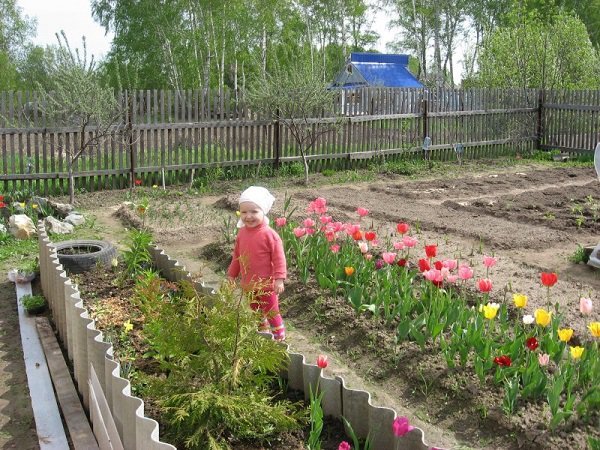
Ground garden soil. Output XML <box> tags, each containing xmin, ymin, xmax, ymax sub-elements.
<box><xmin>4</xmin><ymin>161</ymin><xmax>599</xmax><ymax>449</ymax></box>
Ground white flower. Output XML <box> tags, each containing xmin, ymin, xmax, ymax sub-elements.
<box><xmin>523</xmin><ymin>314</ymin><xmax>534</xmax><ymax>325</ymax></box>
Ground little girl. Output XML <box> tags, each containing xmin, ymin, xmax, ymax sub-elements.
<box><xmin>227</xmin><ymin>186</ymin><xmax>287</xmax><ymax>341</ymax></box>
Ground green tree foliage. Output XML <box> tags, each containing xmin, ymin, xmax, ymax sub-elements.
<box><xmin>246</xmin><ymin>64</ymin><xmax>340</xmax><ymax>185</ymax></box>
<box><xmin>0</xmin><ymin>0</ymin><xmax>36</xmax><ymax>90</ymax></box>
<box><xmin>473</xmin><ymin>11</ymin><xmax>600</xmax><ymax>89</ymax></box>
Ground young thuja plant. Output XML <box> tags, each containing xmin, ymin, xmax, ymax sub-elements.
<box><xmin>142</xmin><ymin>280</ymin><xmax>303</xmax><ymax>449</ymax></box>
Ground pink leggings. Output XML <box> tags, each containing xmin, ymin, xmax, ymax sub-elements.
<box><xmin>250</xmin><ymin>291</ymin><xmax>285</xmax><ymax>340</ymax></box>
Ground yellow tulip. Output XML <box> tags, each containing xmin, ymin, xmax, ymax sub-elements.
<box><xmin>589</xmin><ymin>322</ymin><xmax>600</xmax><ymax>338</ymax></box>
<box><xmin>557</xmin><ymin>328</ymin><xmax>573</xmax><ymax>342</ymax></box>
<box><xmin>513</xmin><ymin>293</ymin><xmax>527</xmax><ymax>308</ymax></box>
<box><xmin>534</xmin><ymin>308</ymin><xmax>552</xmax><ymax>327</ymax></box>
<box><xmin>236</xmin><ymin>210</ymin><xmax>241</xmax><ymax>217</ymax></box>
<box><xmin>344</xmin><ymin>266</ymin><xmax>355</xmax><ymax>276</ymax></box>
<box><xmin>482</xmin><ymin>303</ymin><xmax>500</xmax><ymax>320</ymax></box>
<box><xmin>569</xmin><ymin>346</ymin><xmax>584</xmax><ymax>359</ymax></box>
<box><xmin>123</xmin><ymin>320</ymin><xmax>134</xmax><ymax>333</ymax></box>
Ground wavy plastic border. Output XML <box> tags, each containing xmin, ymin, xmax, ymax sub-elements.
<box><xmin>39</xmin><ymin>227</ymin><xmax>441</xmax><ymax>450</ymax></box>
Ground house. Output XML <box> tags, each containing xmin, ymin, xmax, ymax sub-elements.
<box><xmin>330</xmin><ymin>52</ymin><xmax>423</xmax><ymax>89</ymax></box>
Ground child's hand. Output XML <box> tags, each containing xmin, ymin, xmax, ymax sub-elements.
<box><xmin>274</xmin><ymin>278</ymin><xmax>285</xmax><ymax>294</ymax></box>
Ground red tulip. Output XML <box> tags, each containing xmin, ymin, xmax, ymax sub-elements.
<box><xmin>433</xmin><ymin>260</ymin><xmax>443</xmax><ymax>270</ymax></box>
<box><xmin>364</xmin><ymin>231</ymin><xmax>377</xmax><ymax>241</ymax></box>
<box><xmin>396</xmin><ymin>222</ymin><xmax>410</xmax><ymax>234</ymax></box>
<box><xmin>418</xmin><ymin>258</ymin><xmax>430</xmax><ymax>272</ymax></box>
<box><xmin>540</xmin><ymin>272</ymin><xmax>558</xmax><ymax>287</ymax></box>
<box><xmin>526</xmin><ymin>337</ymin><xmax>539</xmax><ymax>351</ymax></box>
<box><xmin>352</xmin><ymin>230</ymin><xmax>363</xmax><ymax>241</ymax></box>
<box><xmin>477</xmin><ymin>278</ymin><xmax>493</xmax><ymax>293</ymax></box>
<box><xmin>0</xmin><ymin>201</ymin><xmax>6</xmax><ymax>208</ymax></box>
<box><xmin>134</xmin><ymin>178</ymin><xmax>142</xmax><ymax>186</ymax></box>
<box><xmin>316</xmin><ymin>355</ymin><xmax>328</xmax><ymax>369</ymax></box>
<box><xmin>397</xmin><ymin>258</ymin><xmax>407</xmax><ymax>267</ymax></box>
<box><xmin>493</xmin><ymin>355</ymin><xmax>511</xmax><ymax>367</ymax></box>
<box><xmin>425</xmin><ymin>244</ymin><xmax>437</xmax><ymax>258</ymax></box>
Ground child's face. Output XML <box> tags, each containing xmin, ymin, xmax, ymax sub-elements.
<box><xmin>239</xmin><ymin>201</ymin><xmax>264</xmax><ymax>228</ymax></box>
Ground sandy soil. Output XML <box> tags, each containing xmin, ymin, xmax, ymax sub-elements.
<box><xmin>56</xmin><ymin>161</ymin><xmax>600</xmax><ymax>449</ymax></box>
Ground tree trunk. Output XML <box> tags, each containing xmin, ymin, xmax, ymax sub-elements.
<box><xmin>68</xmin><ymin>160</ymin><xmax>75</xmax><ymax>205</ymax></box>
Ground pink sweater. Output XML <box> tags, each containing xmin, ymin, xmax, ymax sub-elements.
<box><xmin>227</xmin><ymin>223</ymin><xmax>287</xmax><ymax>291</ymax></box>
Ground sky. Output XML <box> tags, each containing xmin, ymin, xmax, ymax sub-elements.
<box><xmin>17</xmin><ymin>0</ymin><xmax>395</xmax><ymax>60</ymax></box>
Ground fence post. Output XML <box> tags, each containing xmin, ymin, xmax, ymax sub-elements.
<box><xmin>421</xmin><ymin>96</ymin><xmax>429</xmax><ymax>148</ymax></box>
<box><xmin>536</xmin><ymin>89</ymin><xmax>544</xmax><ymax>150</ymax></box>
<box><xmin>127</xmin><ymin>92</ymin><xmax>135</xmax><ymax>187</ymax></box>
<box><xmin>273</xmin><ymin>108</ymin><xmax>280</xmax><ymax>170</ymax></box>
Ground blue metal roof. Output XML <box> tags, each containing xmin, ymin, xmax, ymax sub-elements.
<box><xmin>331</xmin><ymin>53</ymin><xmax>423</xmax><ymax>89</ymax></box>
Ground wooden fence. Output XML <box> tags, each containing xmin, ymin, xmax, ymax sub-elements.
<box><xmin>0</xmin><ymin>87</ymin><xmax>598</xmax><ymax>195</ymax></box>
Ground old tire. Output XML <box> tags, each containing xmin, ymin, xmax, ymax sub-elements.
<box><xmin>53</xmin><ymin>240</ymin><xmax>117</xmax><ymax>274</ymax></box>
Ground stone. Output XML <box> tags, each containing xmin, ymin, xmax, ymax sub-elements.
<box><xmin>44</xmin><ymin>216</ymin><xmax>74</xmax><ymax>234</ymax></box>
<box><xmin>48</xmin><ymin>200</ymin><xmax>74</xmax><ymax>218</ymax></box>
<box><xmin>0</xmin><ymin>223</ymin><xmax>6</xmax><ymax>233</ymax></box>
<box><xmin>8</xmin><ymin>214</ymin><xmax>37</xmax><ymax>239</ymax></box>
<box><xmin>64</xmin><ymin>213</ymin><xmax>86</xmax><ymax>226</ymax></box>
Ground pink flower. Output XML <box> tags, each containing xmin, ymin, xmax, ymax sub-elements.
<box><xmin>364</xmin><ymin>254</ymin><xmax>373</xmax><ymax>261</ymax></box>
<box><xmin>402</xmin><ymin>235</ymin><xmax>418</xmax><ymax>248</ymax></box>
<box><xmin>303</xmin><ymin>218</ymin><xmax>315</xmax><ymax>228</ymax></box>
<box><xmin>442</xmin><ymin>259</ymin><xmax>457</xmax><ymax>270</ymax></box>
<box><xmin>330</xmin><ymin>244</ymin><xmax>340</xmax><ymax>253</ymax></box>
<box><xmin>274</xmin><ymin>217</ymin><xmax>287</xmax><ymax>227</ymax></box>
<box><xmin>580</xmin><ymin>297</ymin><xmax>593</xmax><ymax>315</ymax></box>
<box><xmin>338</xmin><ymin>442</ymin><xmax>351</xmax><ymax>450</ymax></box>
<box><xmin>293</xmin><ymin>227</ymin><xmax>306</xmax><ymax>238</ymax></box>
<box><xmin>458</xmin><ymin>264</ymin><xmax>473</xmax><ymax>280</ymax></box>
<box><xmin>483</xmin><ymin>255</ymin><xmax>497</xmax><ymax>268</ymax></box>
<box><xmin>356</xmin><ymin>207</ymin><xmax>369</xmax><ymax>217</ymax></box>
<box><xmin>424</xmin><ymin>269</ymin><xmax>443</xmax><ymax>286</ymax></box>
<box><xmin>382</xmin><ymin>252</ymin><xmax>397</xmax><ymax>264</ymax></box>
<box><xmin>332</xmin><ymin>221</ymin><xmax>344</xmax><ymax>232</ymax></box>
<box><xmin>305</xmin><ymin>227</ymin><xmax>315</xmax><ymax>235</ymax></box>
<box><xmin>392</xmin><ymin>416</ymin><xmax>414</xmax><ymax>437</ymax></box>
<box><xmin>325</xmin><ymin>231</ymin><xmax>336</xmax><ymax>242</ymax></box>
<box><xmin>538</xmin><ymin>353</ymin><xmax>550</xmax><ymax>366</ymax></box>
<box><xmin>393</xmin><ymin>241</ymin><xmax>405</xmax><ymax>251</ymax></box>
<box><xmin>477</xmin><ymin>278</ymin><xmax>493</xmax><ymax>293</ymax></box>
<box><xmin>319</xmin><ymin>215</ymin><xmax>333</xmax><ymax>224</ymax></box>
<box><xmin>317</xmin><ymin>355</ymin><xmax>328</xmax><ymax>369</ymax></box>
<box><xmin>358</xmin><ymin>242</ymin><xmax>369</xmax><ymax>253</ymax></box>
<box><xmin>346</xmin><ymin>223</ymin><xmax>360</xmax><ymax>235</ymax></box>
<box><xmin>446</xmin><ymin>274</ymin><xmax>459</xmax><ymax>284</ymax></box>
<box><xmin>308</xmin><ymin>197</ymin><xmax>328</xmax><ymax>214</ymax></box>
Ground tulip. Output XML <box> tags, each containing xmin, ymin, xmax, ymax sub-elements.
<box><xmin>397</xmin><ymin>258</ymin><xmax>407</xmax><ymax>267</ymax></box>
<box><xmin>375</xmin><ymin>259</ymin><xmax>385</xmax><ymax>270</ymax></box>
<box><xmin>483</xmin><ymin>255</ymin><xmax>497</xmax><ymax>268</ymax></box>
<box><xmin>569</xmin><ymin>346</ymin><xmax>584</xmax><ymax>359</ymax></box>
<box><xmin>393</xmin><ymin>241</ymin><xmax>405</xmax><ymax>250</ymax></box>
<box><xmin>382</xmin><ymin>252</ymin><xmax>397</xmax><ymax>264</ymax></box>
<box><xmin>358</xmin><ymin>242</ymin><xmax>368</xmax><ymax>254</ymax></box>
<box><xmin>352</xmin><ymin>230</ymin><xmax>363</xmax><ymax>241</ymax></box>
<box><xmin>338</xmin><ymin>442</ymin><xmax>351</xmax><ymax>450</ymax></box>
<box><xmin>344</xmin><ymin>267</ymin><xmax>355</xmax><ymax>276</ymax></box>
<box><xmin>303</xmin><ymin>218</ymin><xmax>315</xmax><ymax>228</ymax></box>
<box><xmin>308</xmin><ymin>197</ymin><xmax>328</xmax><ymax>214</ymax></box>
<box><xmin>557</xmin><ymin>328</ymin><xmax>574</xmax><ymax>342</ymax></box>
<box><xmin>442</xmin><ymin>259</ymin><xmax>457</xmax><ymax>270</ymax></box>
<box><xmin>579</xmin><ymin>297</ymin><xmax>593</xmax><ymax>315</ymax></box>
<box><xmin>477</xmin><ymin>278</ymin><xmax>493</xmax><ymax>293</ymax></box>
<box><xmin>482</xmin><ymin>302</ymin><xmax>500</xmax><ymax>320</ymax></box>
<box><xmin>513</xmin><ymin>293</ymin><xmax>527</xmax><ymax>308</ymax></box>
<box><xmin>493</xmin><ymin>355</ymin><xmax>512</xmax><ymax>367</ymax></box>
<box><xmin>356</xmin><ymin>207</ymin><xmax>369</xmax><ymax>217</ymax></box>
<box><xmin>418</xmin><ymin>258</ymin><xmax>430</xmax><ymax>272</ymax></box>
<box><xmin>364</xmin><ymin>254</ymin><xmax>373</xmax><ymax>261</ymax></box>
<box><xmin>424</xmin><ymin>244</ymin><xmax>437</xmax><ymax>258</ymax></box>
<box><xmin>540</xmin><ymin>272</ymin><xmax>558</xmax><ymax>287</ymax></box>
<box><xmin>396</xmin><ymin>222</ymin><xmax>410</xmax><ymax>234</ymax></box>
<box><xmin>589</xmin><ymin>322</ymin><xmax>600</xmax><ymax>338</ymax></box>
<box><xmin>306</xmin><ymin>227</ymin><xmax>315</xmax><ymax>235</ymax></box>
<box><xmin>458</xmin><ymin>264</ymin><xmax>473</xmax><ymax>280</ymax></box>
<box><xmin>319</xmin><ymin>215</ymin><xmax>333</xmax><ymax>224</ymax></box>
<box><xmin>534</xmin><ymin>309</ymin><xmax>552</xmax><ymax>327</ymax></box>
<box><xmin>330</xmin><ymin>244</ymin><xmax>340</xmax><ymax>253</ymax></box>
<box><xmin>522</xmin><ymin>314</ymin><xmax>534</xmax><ymax>325</ymax></box>
<box><xmin>365</xmin><ymin>231</ymin><xmax>377</xmax><ymax>241</ymax></box>
<box><xmin>316</xmin><ymin>354</ymin><xmax>329</xmax><ymax>369</ymax></box>
<box><xmin>293</xmin><ymin>227</ymin><xmax>307</xmax><ymax>238</ymax></box>
<box><xmin>526</xmin><ymin>337</ymin><xmax>539</xmax><ymax>351</ymax></box>
<box><xmin>275</xmin><ymin>217</ymin><xmax>287</xmax><ymax>227</ymax></box>
<box><xmin>402</xmin><ymin>235</ymin><xmax>418</xmax><ymax>248</ymax></box>
<box><xmin>433</xmin><ymin>260</ymin><xmax>444</xmax><ymax>270</ymax></box>
<box><xmin>538</xmin><ymin>353</ymin><xmax>550</xmax><ymax>366</ymax></box>
<box><xmin>134</xmin><ymin>178</ymin><xmax>142</xmax><ymax>186</ymax></box>
<box><xmin>391</xmin><ymin>416</ymin><xmax>414</xmax><ymax>437</ymax></box>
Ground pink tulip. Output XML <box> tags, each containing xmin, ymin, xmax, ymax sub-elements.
<box><xmin>305</xmin><ymin>227</ymin><xmax>315</xmax><ymax>235</ymax></box>
<box><xmin>346</xmin><ymin>224</ymin><xmax>360</xmax><ymax>235</ymax></box>
<box><xmin>392</xmin><ymin>416</ymin><xmax>414</xmax><ymax>437</ymax></box>
<box><xmin>364</xmin><ymin>254</ymin><xmax>373</xmax><ymax>261</ymax></box>
<box><xmin>382</xmin><ymin>252</ymin><xmax>397</xmax><ymax>264</ymax></box>
<box><xmin>293</xmin><ymin>227</ymin><xmax>306</xmax><ymax>238</ymax></box>
<box><xmin>442</xmin><ymin>259</ymin><xmax>457</xmax><ymax>270</ymax></box>
<box><xmin>316</xmin><ymin>354</ymin><xmax>328</xmax><ymax>369</ymax></box>
<box><xmin>332</xmin><ymin>221</ymin><xmax>344</xmax><ymax>232</ymax></box>
<box><xmin>303</xmin><ymin>218</ymin><xmax>315</xmax><ymax>228</ymax></box>
<box><xmin>275</xmin><ymin>217</ymin><xmax>287</xmax><ymax>227</ymax></box>
<box><xmin>424</xmin><ymin>269</ymin><xmax>443</xmax><ymax>284</ymax></box>
<box><xmin>330</xmin><ymin>244</ymin><xmax>340</xmax><ymax>253</ymax></box>
<box><xmin>338</xmin><ymin>442</ymin><xmax>351</xmax><ymax>450</ymax></box>
<box><xmin>483</xmin><ymin>255</ymin><xmax>497</xmax><ymax>268</ymax></box>
<box><xmin>477</xmin><ymin>278</ymin><xmax>493</xmax><ymax>293</ymax></box>
<box><xmin>402</xmin><ymin>235</ymin><xmax>418</xmax><ymax>248</ymax></box>
<box><xmin>319</xmin><ymin>215</ymin><xmax>333</xmax><ymax>224</ymax></box>
<box><xmin>307</xmin><ymin>197</ymin><xmax>328</xmax><ymax>214</ymax></box>
<box><xmin>325</xmin><ymin>231</ymin><xmax>336</xmax><ymax>242</ymax></box>
<box><xmin>458</xmin><ymin>264</ymin><xmax>473</xmax><ymax>280</ymax></box>
<box><xmin>356</xmin><ymin>207</ymin><xmax>369</xmax><ymax>217</ymax></box>
<box><xmin>446</xmin><ymin>274</ymin><xmax>459</xmax><ymax>283</ymax></box>
<box><xmin>538</xmin><ymin>353</ymin><xmax>550</xmax><ymax>366</ymax></box>
<box><xmin>358</xmin><ymin>242</ymin><xmax>369</xmax><ymax>254</ymax></box>
<box><xmin>580</xmin><ymin>297</ymin><xmax>593</xmax><ymax>315</ymax></box>
<box><xmin>393</xmin><ymin>241</ymin><xmax>405</xmax><ymax>250</ymax></box>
